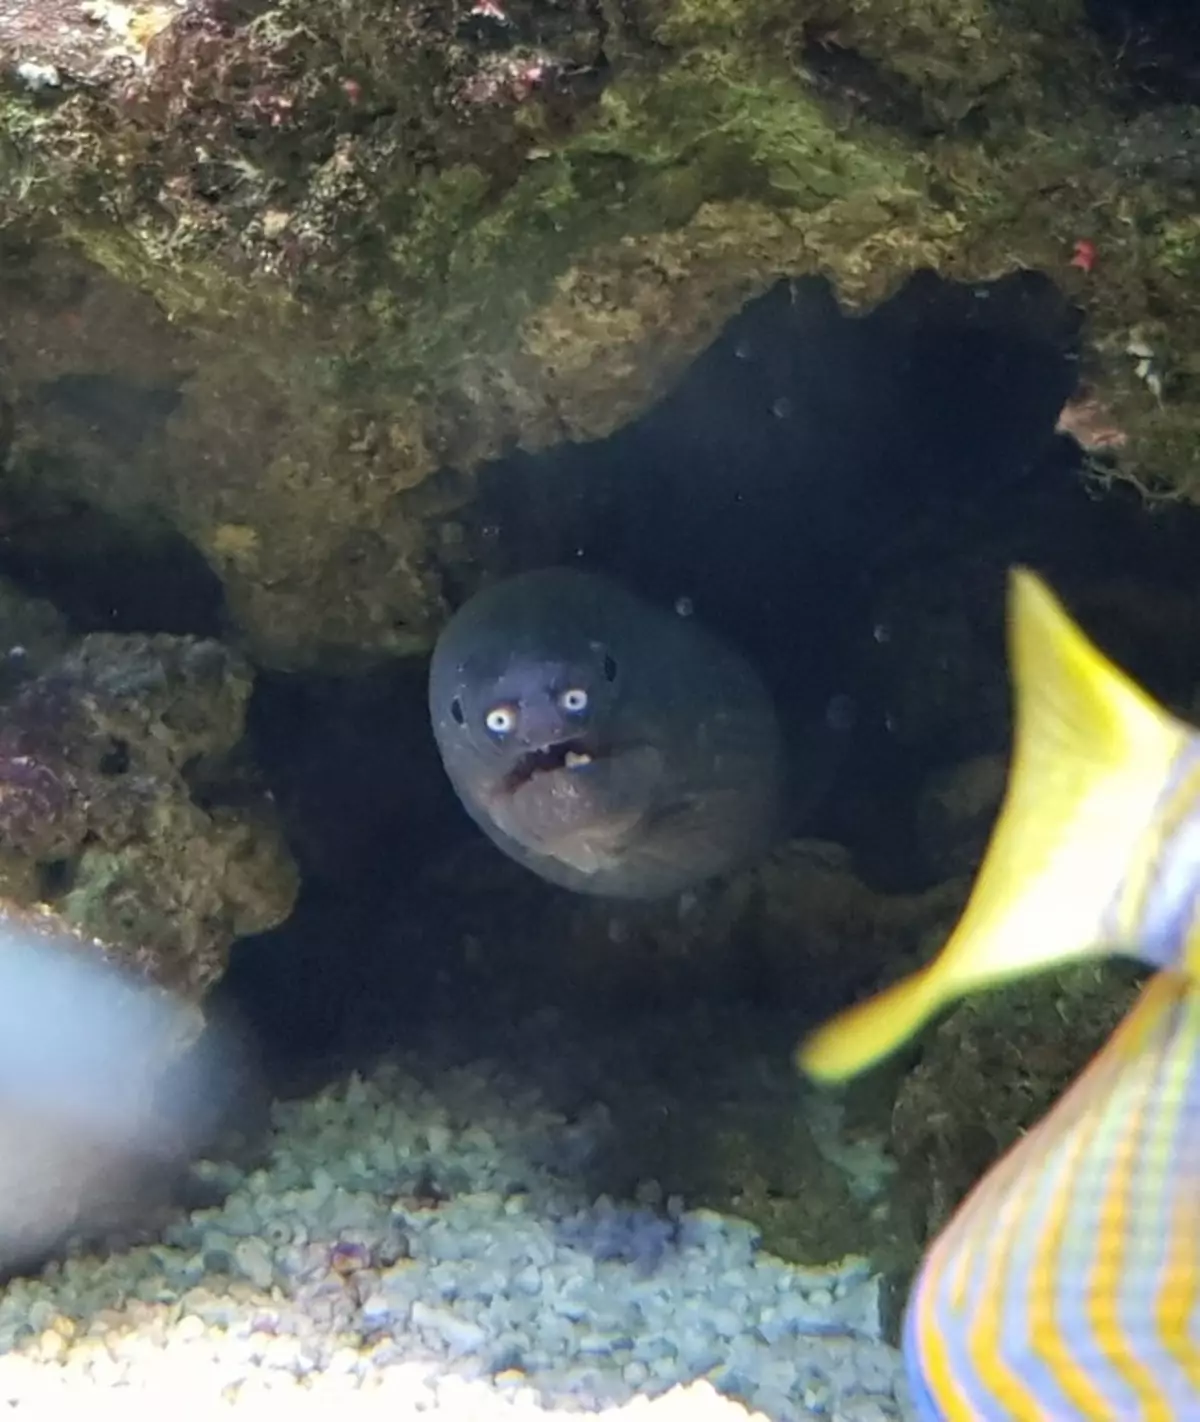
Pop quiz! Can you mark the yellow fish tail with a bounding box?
[798,958,944,1080]
[799,567,1189,1084]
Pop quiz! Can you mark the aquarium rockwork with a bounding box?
[0,0,1197,1417]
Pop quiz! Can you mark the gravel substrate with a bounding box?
[0,1041,915,1420]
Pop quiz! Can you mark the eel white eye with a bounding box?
[559,687,588,713]
[485,704,517,735]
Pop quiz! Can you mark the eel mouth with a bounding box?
[502,739,598,794]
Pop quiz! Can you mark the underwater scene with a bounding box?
[0,0,1199,1417]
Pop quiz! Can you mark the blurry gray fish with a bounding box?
[0,904,225,1275]
[428,567,783,899]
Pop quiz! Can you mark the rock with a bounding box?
[379,832,966,1272]
[1,1,1196,666]
[418,835,961,1022]
[0,625,298,999]
[889,960,1143,1245]
[0,579,69,674]
[749,841,963,1019]
[915,753,1006,881]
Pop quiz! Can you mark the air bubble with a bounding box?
[824,694,857,732]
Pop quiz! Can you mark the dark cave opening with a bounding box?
[0,499,227,639]
[1085,0,1200,105]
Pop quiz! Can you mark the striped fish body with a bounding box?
[904,969,1200,1421]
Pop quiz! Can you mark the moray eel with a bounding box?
[429,568,783,899]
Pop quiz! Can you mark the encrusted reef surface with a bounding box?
[1,0,1198,665]
[889,960,1143,1246]
[0,573,297,999]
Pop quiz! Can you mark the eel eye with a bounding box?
[559,687,589,713]
[485,704,517,736]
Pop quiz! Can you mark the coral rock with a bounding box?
[0,626,298,1000]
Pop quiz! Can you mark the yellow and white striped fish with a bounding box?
[796,567,1200,1420]
[905,968,1200,1419]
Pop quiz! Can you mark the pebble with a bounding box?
[0,1045,914,1419]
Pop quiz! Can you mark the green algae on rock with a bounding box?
[3,0,1198,665]
[0,596,298,1001]
[889,959,1144,1246]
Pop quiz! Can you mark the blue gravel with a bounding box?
[0,1051,915,1419]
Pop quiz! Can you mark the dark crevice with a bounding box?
[1085,0,1200,106]
[799,25,937,137]
[0,497,227,639]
